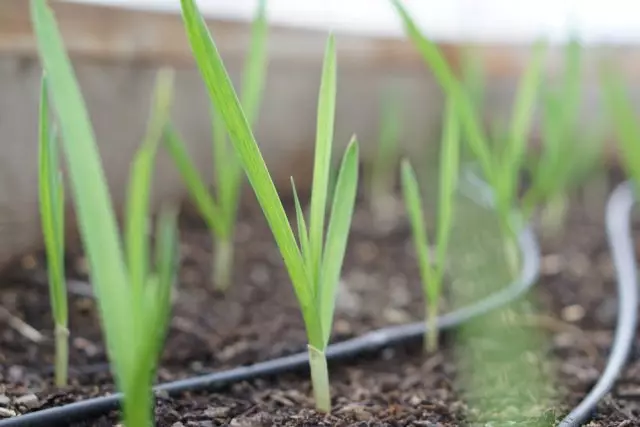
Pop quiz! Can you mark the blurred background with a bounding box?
[0,0,639,265]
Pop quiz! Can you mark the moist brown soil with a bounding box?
[0,176,639,426]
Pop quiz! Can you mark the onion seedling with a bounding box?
[401,99,459,353]
[30,2,180,425]
[391,0,547,276]
[38,75,68,387]
[601,67,640,189]
[178,0,359,413]
[521,38,604,235]
[164,0,268,291]
[367,90,402,223]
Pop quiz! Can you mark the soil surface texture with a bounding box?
[0,178,639,427]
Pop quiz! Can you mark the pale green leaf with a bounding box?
[319,137,359,346]
[391,0,493,182]
[38,74,67,326]
[164,124,226,237]
[126,69,174,302]
[30,0,133,382]
[309,33,337,287]
[435,99,459,280]
[179,0,322,346]
[401,159,436,301]
[503,40,547,203]
[291,178,312,274]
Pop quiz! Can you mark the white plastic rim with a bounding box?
[62,0,640,44]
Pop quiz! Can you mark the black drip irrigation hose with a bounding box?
[0,226,540,427]
[0,181,636,427]
[558,181,638,426]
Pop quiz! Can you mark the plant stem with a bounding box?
[212,236,234,291]
[503,234,521,280]
[123,389,153,427]
[54,324,69,387]
[424,303,439,353]
[540,194,567,239]
[308,344,331,413]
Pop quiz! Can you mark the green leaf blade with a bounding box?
[391,0,493,182]
[309,34,337,286]
[164,124,226,237]
[400,159,435,301]
[126,69,174,298]
[30,0,133,382]
[179,0,322,345]
[38,75,67,326]
[435,99,460,279]
[318,137,359,347]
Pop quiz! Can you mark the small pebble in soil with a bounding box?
[14,393,39,409]
[383,307,412,324]
[0,407,16,418]
[561,304,585,322]
[203,406,231,418]
[540,254,563,275]
[249,264,270,286]
[354,241,378,264]
[336,403,374,421]
[20,255,37,270]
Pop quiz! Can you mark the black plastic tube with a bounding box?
[0,224,540,427]
[558,181,638,426]
[0,181,635,427]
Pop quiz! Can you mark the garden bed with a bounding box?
[0,170,637,426]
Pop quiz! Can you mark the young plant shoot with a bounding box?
[601,68,640,189]
[401,99,459,353]
[30,2,179,425]
[368,90,402,223]
[391,0,547,276]
[38,75,68,387]
[164,0,268,292]
[521,38,604,236]
[178,0,359,412]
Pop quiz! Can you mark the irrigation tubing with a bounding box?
[0,180,635,427]
[558,181,638,426]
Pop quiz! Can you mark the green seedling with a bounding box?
[368,89,402,221]
[30,2,179,425]
[391,0,547,276]
[164,0,268,292]
[601,67,640,188]
[38,75,68,387]
[461,47,485,122]
[401,99,459,353]
[178,0,359,412]
[522,38,605,235]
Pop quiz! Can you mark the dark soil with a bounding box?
[0,177,639,426]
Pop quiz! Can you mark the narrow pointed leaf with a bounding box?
[241,0,269,127]
[391,0,493,181]
[401,159,435,300]
[503,40,547,201]
[164,124,226,237]
[291,178,312,273]
[309,34,337,286]
[126,69,174,299]
[38,75,67,325]
[179,0,322,346]
[435,99,459,279]
[30,0,133,382]
[319,137,359,346]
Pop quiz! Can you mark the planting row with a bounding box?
[16,0,640,426]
